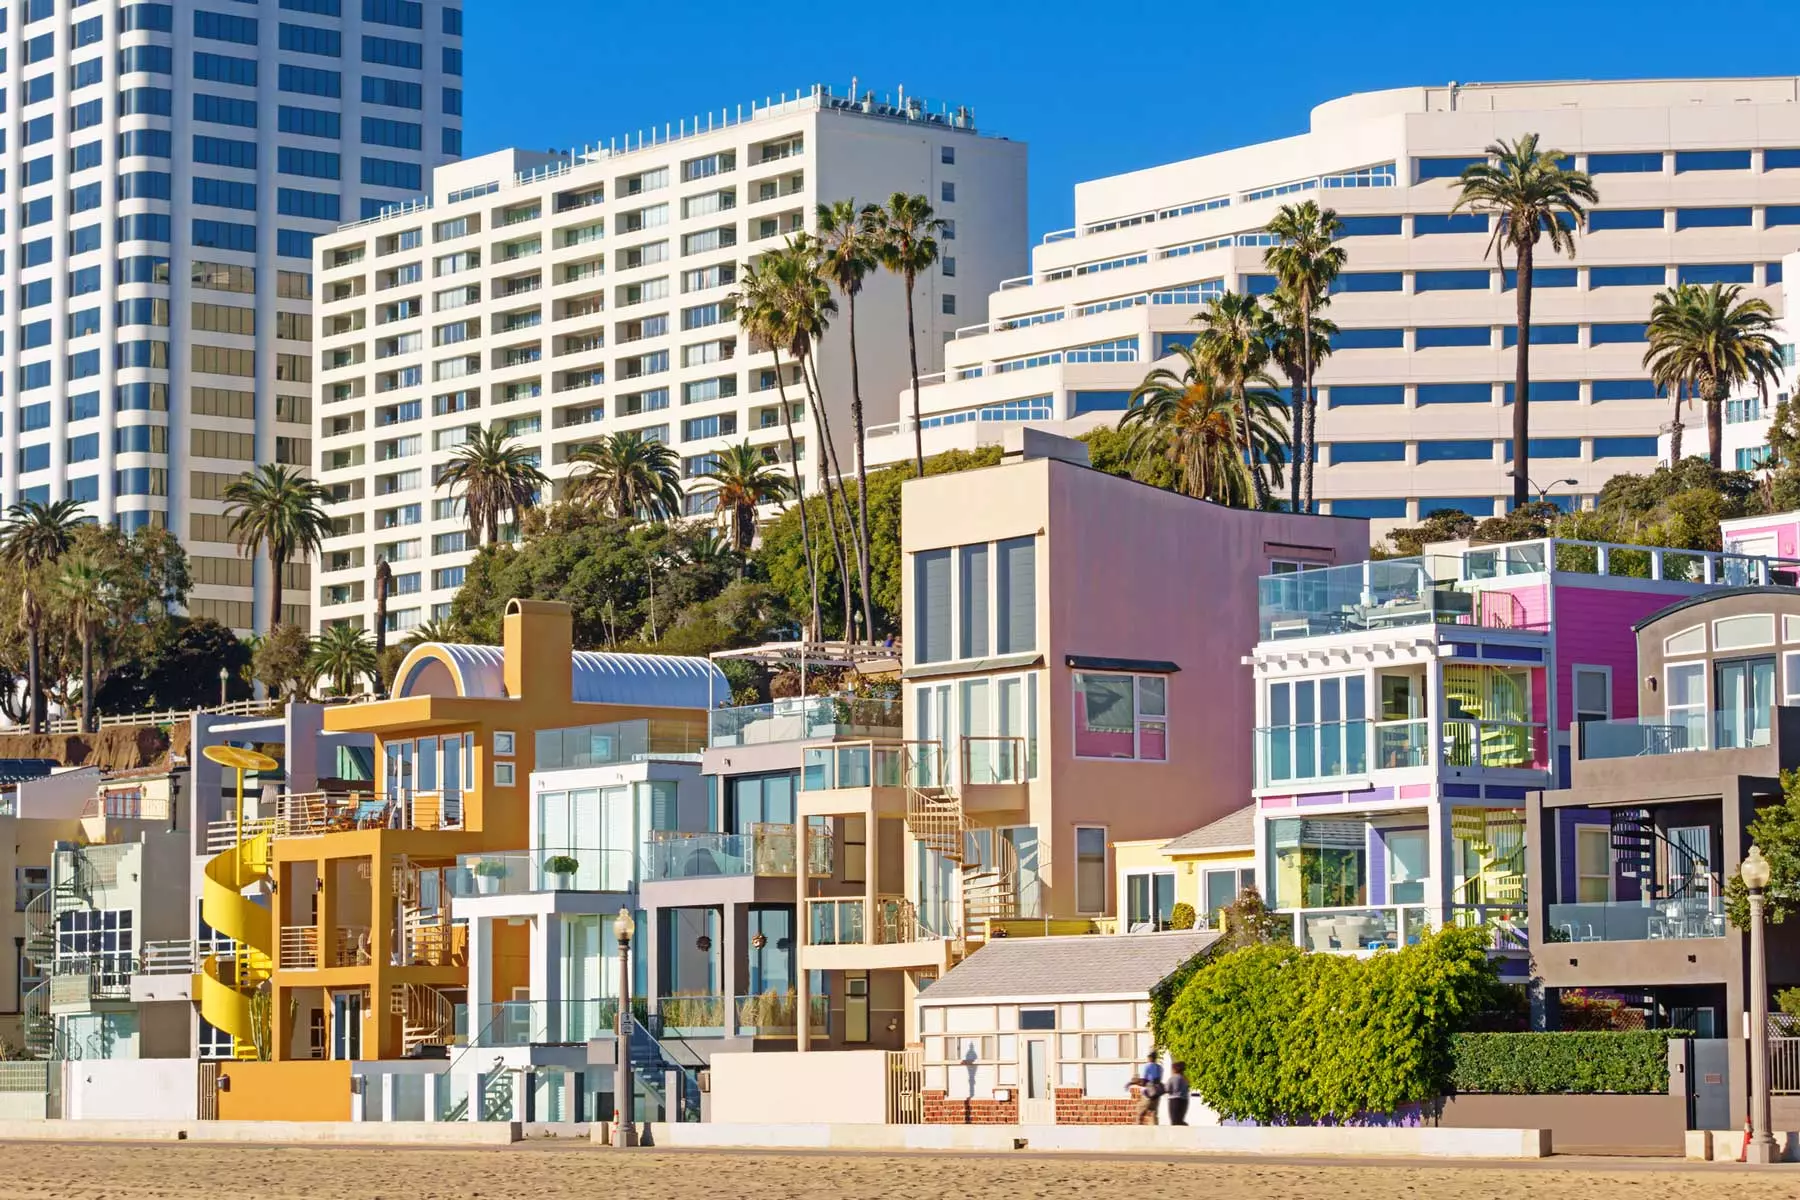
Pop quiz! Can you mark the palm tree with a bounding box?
[1452,135,1597,509]
[372,556,392,659]
[816,198,883,638]
[1644,282,1785,467]
[436,427,546,546]
[876,192,947,476]
[309,622,377,698]
[789,233,860,642]
[1120,346,1278,506]
[222,464,333,635]
[54,554,116,733]
[1263,202,1346,511]
[568,431,683,522]
[401,618,463,648]
[731,247,822,639]
[1266,286,1339,506]
[0,499,82,732]
[701,441,790,557]
[1191,292,1284,508]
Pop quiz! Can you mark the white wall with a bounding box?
[708,1049,891,1125]
[63,1059,197,1121]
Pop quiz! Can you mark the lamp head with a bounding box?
[614,906,636,942]
[1742,844,1773,891]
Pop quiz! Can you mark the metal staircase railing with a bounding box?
[900,747,1020,960]
[394,983,459,1056]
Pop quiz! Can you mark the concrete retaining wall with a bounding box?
[0,1119,521,1145]
[709,1050,891,1125]
[1436,1093,1686,1156]
[63,1060,197,1122]
[648,1121,1552,1158]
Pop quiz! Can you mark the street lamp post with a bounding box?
[1742,844,1776,1164]
[1508,470,1581,507]
[614,907,637,1149]
[218,666,230,708]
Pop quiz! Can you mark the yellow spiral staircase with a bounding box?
[1444,665,1531,767]
[195,745,280,1061]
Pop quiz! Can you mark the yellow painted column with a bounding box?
[368,849,391,1060]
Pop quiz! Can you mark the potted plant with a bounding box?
[544,854,580,889]
[472,858,508,895]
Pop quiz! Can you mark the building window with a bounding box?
[1665,661,1707,749]
[14,868,47,913]
[493,762,515,787]
[1075,827,1107,914]
[914,548,951,664]
[1125,871,1174,931]
[957,544,988,659]
[996,536,1035,654]
[1573,665,1612,727]
[940,181,955,203]
[941,145,955,165]
[1072,672,1167,761]
[1576,826,1613,903]
[941,293,956,316]
[1262,675,1364,781]
[1203,867,1255,930]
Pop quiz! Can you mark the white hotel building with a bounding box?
[310,84,1027,635]
[880,78,1800,528]
[0,0,462,631]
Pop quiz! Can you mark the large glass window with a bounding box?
[996,536,1036,654]
[1075,827,1107,914]
[958,544,988,659]
[913,549,950,664]
[1203,867,1254,929]
[1263,675,1366,782]
[1666,662,1707,749]
[1125,871,1174,931]
[1576,826,1612,903]
[1385,830,1429,904]
[1073,672,1166,761]
[1269,818,1367,909]
[1714,655,1775,749]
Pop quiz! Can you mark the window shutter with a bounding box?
[916,549,951,663]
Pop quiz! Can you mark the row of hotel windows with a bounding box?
[1327,436,1659,464]
[1070,149,1800,241]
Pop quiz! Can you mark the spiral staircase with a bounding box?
[196,833,274,1060]
[903,756,1018,962]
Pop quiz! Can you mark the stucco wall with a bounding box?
[216,1060,352,1122]
[1436,1093,1685,1156]
[64,1059,199,1122]
[708,1049,891,1125]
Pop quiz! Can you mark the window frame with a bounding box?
[1664,659,1709,750]
[1575,825,1613,903]
[1071,671,1168,763]
[1074,825,1108,915]
[1571,664,1613,726]
[1123,868,1176,931]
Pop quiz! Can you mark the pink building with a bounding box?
[797,430,1367,1038]
[1249,533,1800,972]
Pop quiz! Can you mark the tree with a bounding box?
[1452,135,1597,510]
[1644,282,1784,468]
[54,554,118,733]
[1385,509,1480,556]
[436,427,547,545]
[816,198,884,639]
[1078,426,1178,492]
[0,499,83,731]
[1120,345,1272,507]
[372,557,392,690]
[1192,291,1285,508]
[700,442,789,557]
[875,192,947,476]
[1725,769,1800,930]
[569,430,683,522]
[92,618,250,713]
[401,618,465,648]
[731,244,823,638]
[1263,202,1346,510]
[253,623,314,702]
[222,464,332,633]
[309,622,377,698]
[1265,286,1338,510]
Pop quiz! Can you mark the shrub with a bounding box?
[1168,902,1197,931]
[1448,1031,1679,1095]
[1158,926,1499,1123]
[543,855,580,875]
[472,859,508,878]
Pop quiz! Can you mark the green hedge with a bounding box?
[1449,1031,1678,1095]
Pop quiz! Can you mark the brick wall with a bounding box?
[922,1089,1019,1124]
[1054,1086,1141,1125]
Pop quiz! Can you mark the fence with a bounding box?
[1772,1036,1800,1094]
[886,1048,922,1124]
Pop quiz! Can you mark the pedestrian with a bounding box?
[1165,1060,1190,1126]
[1131,1049,1164,1125]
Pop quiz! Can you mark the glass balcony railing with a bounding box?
[1260,719,1546,785]
[1577,715,1707,760]
[1547,898,1726,942]
[733,992,827,1037]
[1258,721,1368,785]
[1373,719,1429,769]
[641,825,833,881]
[533,717,705,770]
[1449,903,1529,952]
[802,740,900,790]
[809,896,918,946]
[961,736,1027,785]
[1441,720,1547,770]
[1259,560,1489,640]
[448,847,636,897]
[656,993,728,1037]
[1293,905,1428,953]
[472,998,622,1045]
[708,695,901,747]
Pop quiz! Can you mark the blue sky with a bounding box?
[464,1,1800,243]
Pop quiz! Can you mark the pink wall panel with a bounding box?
[1550,585,1693,726]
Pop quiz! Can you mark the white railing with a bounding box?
[205,816,281,855]
[136,940,199,975]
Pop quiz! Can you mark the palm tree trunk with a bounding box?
[845,288,875,643]
[1511,245,1534,511]
[646,560,656,644]
[771,352,821,640]
[1669,380,1685,464]
[268,548,285,633]
[1707,378,1726,469]
[25,605,41,735]
[804,355,858,641]
[1286,369,1303,513]
[1301,309,1318,513]
[80,625,93,734]
[1237,384,1270,510]
[905,272,924,477]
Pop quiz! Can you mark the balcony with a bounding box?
[733,991,827,1038]
[472,998,619,1045]
[1258,718,1546,786]
[277,788,464,834]
[807,896,919,947]
[533,716,704,770]
[709,695,900,747]
[641,826,832,882]
[800,740,941,791]
[1547,898,1726,942]
[1294,905,1428,953]
[448,847,635,897]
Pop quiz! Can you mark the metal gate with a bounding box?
[885,1049,921,1124]
[1689,1038,1730,1131]
[197,1061,220,1120]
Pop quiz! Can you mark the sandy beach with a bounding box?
[0,1141,1792,1200]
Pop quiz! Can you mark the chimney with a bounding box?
[503,599,574,701]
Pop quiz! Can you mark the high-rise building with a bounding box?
[310,84,1027,636]
[881,78,1800,532]
[0,0,462,631]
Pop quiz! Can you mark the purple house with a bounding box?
[1247,533,1798,968]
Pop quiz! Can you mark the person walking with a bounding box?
[1132,1050,1164,1125]
[1165,1061,1191,1126]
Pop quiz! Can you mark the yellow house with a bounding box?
[1113,805,1254,932]
[202,600,725,1118]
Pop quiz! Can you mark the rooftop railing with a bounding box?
[449,847,636,897]
[641,823,832,882]
[534,717,705,771]
[1548,898,1726,943]
[708,695,900,748]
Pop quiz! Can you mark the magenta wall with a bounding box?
[1720,515,1800,560]
[1550,585,1694,726]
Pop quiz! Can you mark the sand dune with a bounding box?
[0,1140,1789,1199]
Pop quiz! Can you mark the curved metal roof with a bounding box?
[394,642,727,709]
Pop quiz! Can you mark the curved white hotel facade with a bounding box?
[880,78,1800,526]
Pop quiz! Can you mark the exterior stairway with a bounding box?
[902,762,1018,962]
[21,849,96,1060]
[394,983,458,1056]
[195,833,274,1060]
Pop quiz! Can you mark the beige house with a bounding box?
[1114,806,1256,933]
